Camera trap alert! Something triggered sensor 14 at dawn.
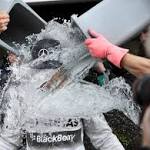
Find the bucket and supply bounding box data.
[71,0,150,45]
[0,0,47,55]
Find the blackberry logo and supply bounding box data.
[36,134,75,143]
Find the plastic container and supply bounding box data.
[71,0,150,45]
[0,0,47,54]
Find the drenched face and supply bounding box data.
[7,52,17,64]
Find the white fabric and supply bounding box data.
[0,69,124,150]
[0,102,124,150]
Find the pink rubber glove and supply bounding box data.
[84,29,129,68]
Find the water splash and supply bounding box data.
[0,20,140,132]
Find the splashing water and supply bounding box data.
[0,20,140,132]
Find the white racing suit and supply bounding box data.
[0,69,124,150]
[0,96,124,150]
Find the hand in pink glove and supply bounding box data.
[84,29,129,68]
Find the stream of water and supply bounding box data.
[0,20,140,133]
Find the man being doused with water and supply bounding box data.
[0,38,124,150]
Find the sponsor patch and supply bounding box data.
[27,129,82,148]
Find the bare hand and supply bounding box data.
[0,11,10,32]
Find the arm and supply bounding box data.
[83,114,124,150]
[85,29,150,77]
[121,53,150,77]
[0,88,22,150]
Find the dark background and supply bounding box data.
[30,1,99,22]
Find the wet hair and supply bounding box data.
[31,39,62,69]
[133,76,150,122]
